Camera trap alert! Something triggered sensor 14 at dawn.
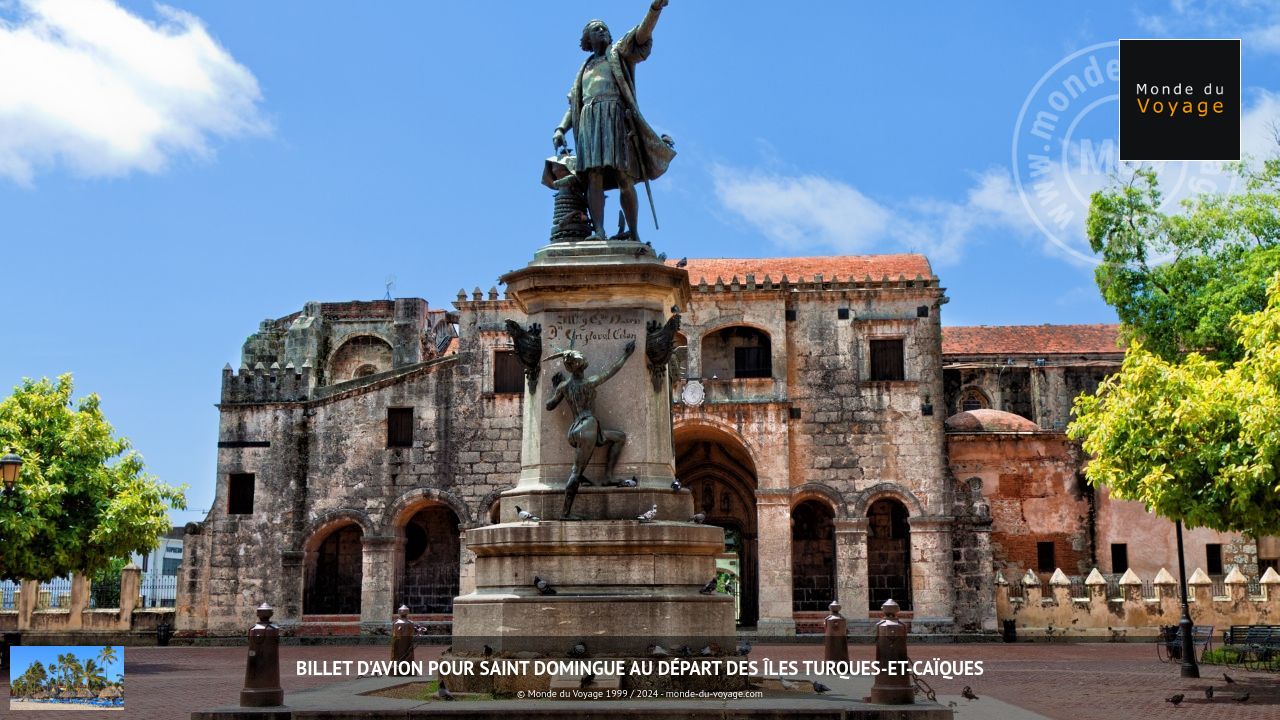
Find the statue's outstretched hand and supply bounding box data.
[553,129,567,152]
[624,339,637,356]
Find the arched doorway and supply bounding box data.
[866,498,912,611]
[396,505,461,613]
[791,500,836,611]
[304,522,363,615]
[675,423,758,627]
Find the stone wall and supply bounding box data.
[946,432,1091,577]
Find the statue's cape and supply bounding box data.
[568,25,676,185]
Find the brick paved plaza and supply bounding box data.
[5,642,1276,719]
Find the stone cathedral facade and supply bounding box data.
[176,254,1268,637]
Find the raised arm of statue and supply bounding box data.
[635,0,668,46]
[590,340,636,387]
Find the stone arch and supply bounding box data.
[849,482,926,519]
[674,419,758,626]
[791,498,837,612]
[390,492,463,615]
[791,483,847,517]
[699,324,772,380]
[477,489,505,526]
[866,496,913,611]
[327,334,393,383]
[303,508,375,549]
[387,487,472,530]
[302,512,369,615]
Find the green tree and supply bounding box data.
[1086,161,1280,363]
[0,374,186,581]
[1069,274,1280,535]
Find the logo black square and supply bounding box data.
[1119,39,1240,161]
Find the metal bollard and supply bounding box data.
[869,598,913,705]
[823,600,848,662]
[391,605,415,674]
[240,603,284,707]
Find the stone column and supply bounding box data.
[834,518,868,620]
[17,580,37,631]
[360,535,397,631]
[907,515,955,631]
[755,490,795,636]
[119,565,141,630]
[971,520,997,631]
[278,550,305,630]
[68,574,89,630]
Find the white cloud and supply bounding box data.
[711,165,1032,265]
[1241,89,1280,160]
[0,0,267,184]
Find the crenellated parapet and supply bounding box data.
[221,361,314,404]
[997,565,1280,639]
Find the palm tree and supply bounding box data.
[98,646,117,668]
[81,659,107,692]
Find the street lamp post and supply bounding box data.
[0,452,21,493]
[1174,518,1199,678]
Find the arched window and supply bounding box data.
[960,387,990,412]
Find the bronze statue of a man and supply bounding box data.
[545,340,636,519]
[552,0,676,242]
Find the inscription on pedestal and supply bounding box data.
[545,310,641,348]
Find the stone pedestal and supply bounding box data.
[452,241,735,665]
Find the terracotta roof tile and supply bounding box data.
[942,324,1123,356]
[668,254,933,284]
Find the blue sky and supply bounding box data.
[1,1,1278,523]
[9,645,124,684]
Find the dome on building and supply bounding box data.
[944,408,1041,433]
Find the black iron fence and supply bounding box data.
[141,574,178,608]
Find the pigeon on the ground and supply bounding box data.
[700,645,714,656]
[779,677,798,691]
[649,644,670,658]
[638,504,658,523]
[437,681,455,701]
[569,642,587,658]
[1205,686,1213,699]
[483,644,493,657]
[675,257,688,268]
[620,477,638,488]
[671,479,682,492]
[534,576,557,595]
[679,645,692,658]
[1165,693,1184,706]
[516,505,540,522]
[580,672,596,688]
[813,681,832,694]
[1223,672,1235,684]
[699,579,717,595]
[1234,692,1250,703]
[736,640,752,657]
[962,686,979,701]
[690,512,705,524]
